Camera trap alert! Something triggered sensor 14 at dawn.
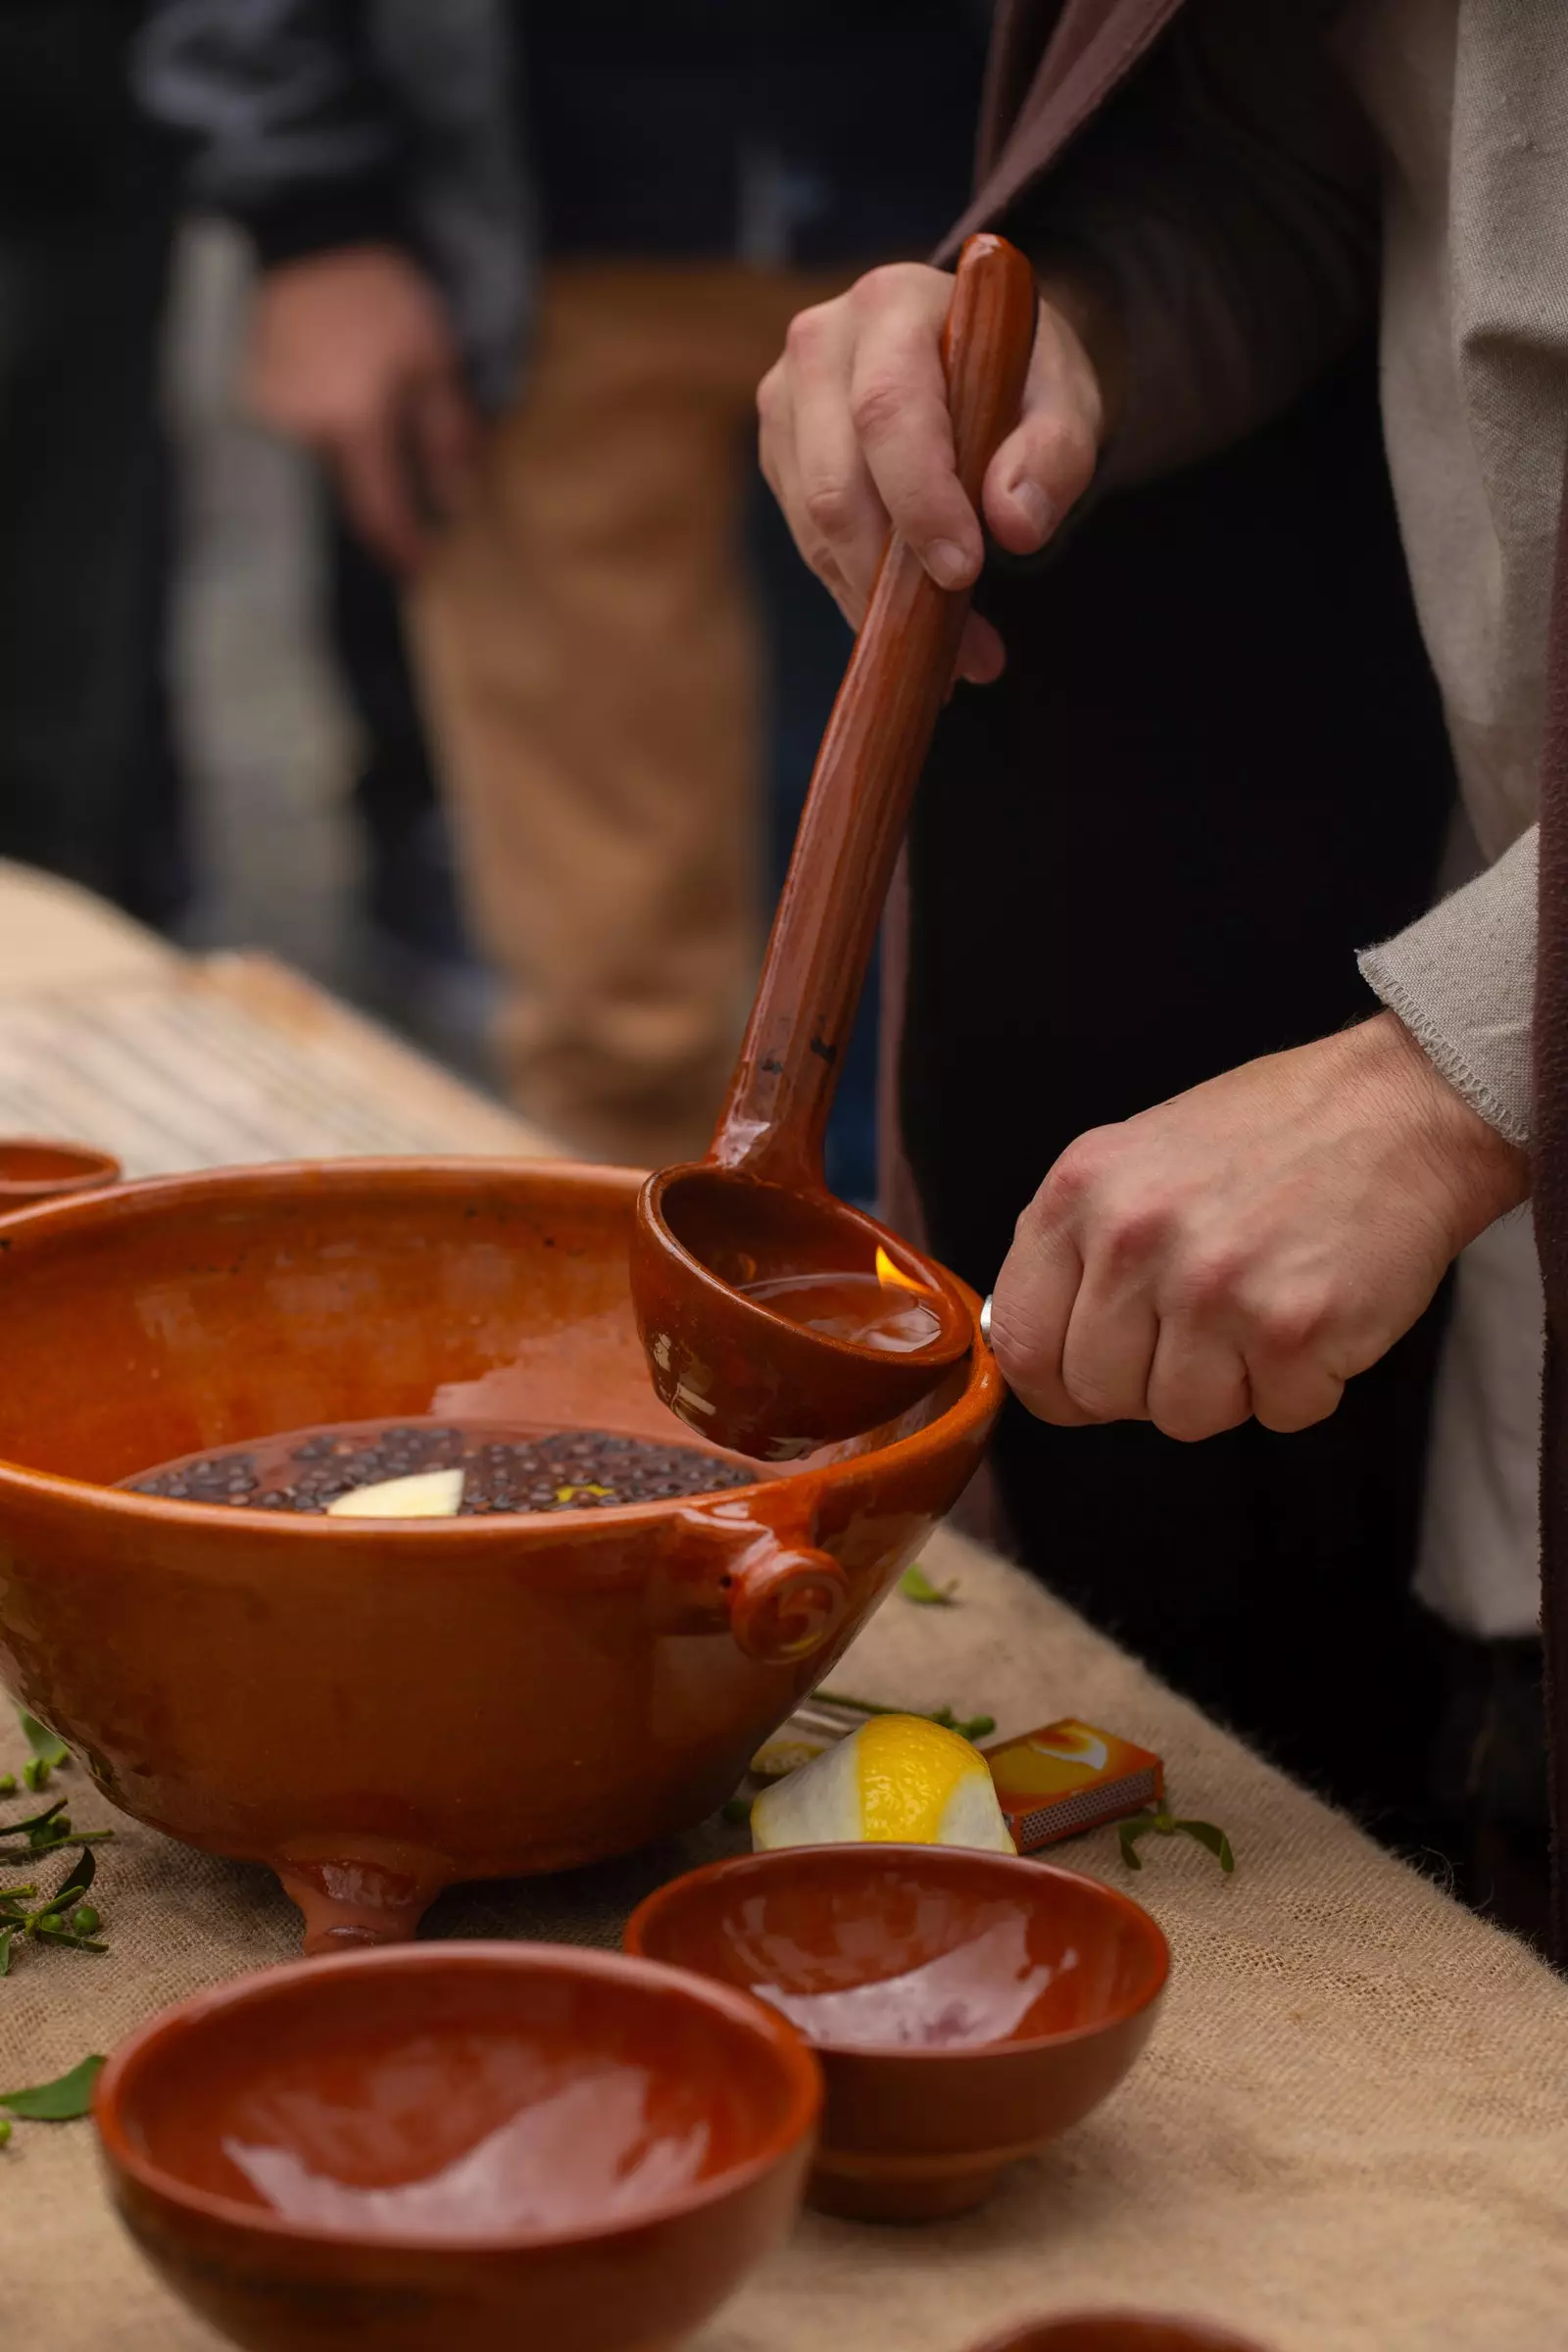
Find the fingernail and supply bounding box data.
[1009,480,1053,540]
[927,538,974,590]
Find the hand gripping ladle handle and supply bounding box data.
[710,234,1038,1195]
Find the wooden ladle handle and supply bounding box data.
[710,234,1038,1191]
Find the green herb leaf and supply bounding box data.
[0,1930,11,1979]
[955,1713,997,1742]
[21,1757,49,1794]
[1118,1816,1152,1869]
[1117,1807,1235,1876]
[0,1776,14,1797]
[0,2054,105,2121]
[899,1563,958,1606]
[1172,1817,1236,1873]
[1,1797,67,1839]
[0,1832,112,1870]
[36,1848,95,1919]
[32,1925,108,1955]
[18,1712,69,1772]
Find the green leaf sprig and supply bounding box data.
[7,1709,71,1795]
[899,1562,958,1606]
[813,1690,997,1743]
[0,2053,106,2137]
[0,1794,113,1871]
[1118,1806,1235,1875]
[0,1848,108,1974]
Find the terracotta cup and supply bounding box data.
[0,1159,1001,1949]
[963,2323,1270,2352]
[625,1843,1169,2223]
[0,1135,120,1209]
[95,1940,821,2352]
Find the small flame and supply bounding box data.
[874,1245,927,1296]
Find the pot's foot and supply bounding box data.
[277,1856,445,1955]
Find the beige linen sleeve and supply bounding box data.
[1357,827,1537,1148]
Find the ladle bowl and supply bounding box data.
[633,232,1037,1459]
[633,1168,976,1462]
[0,1157,1000,1951]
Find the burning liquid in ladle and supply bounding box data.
[739,1250,943,1355]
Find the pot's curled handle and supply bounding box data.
[656,1496,850,1666]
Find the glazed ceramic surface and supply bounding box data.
[95,1941,820,2352]
[625,1844,1168,2222]
[964,2322,1269,2352]
[0,1159,1000,1947]
[0,1136,120,1208]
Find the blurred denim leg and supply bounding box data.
[0,2,189,926]
[746,469,878,1211]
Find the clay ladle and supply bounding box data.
[632,233,1037,1460]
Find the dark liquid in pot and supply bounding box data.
[123,1420,756,1515]
[738,1270,943,1353]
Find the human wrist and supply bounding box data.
[1357,1010,1531,1244]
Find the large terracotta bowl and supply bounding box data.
[95,1941,821,2352]
[625,1845,1169,2222]
[0,1159,998,1948]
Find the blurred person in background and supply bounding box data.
[0,1,471,982]
[0,0,188,928]
[138,1,990,1175]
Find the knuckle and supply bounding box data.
[802,477,858,542]
[848,372,908,444]
[784,303,835,362]
[1252,1288,1336,1358]
[1174,1247,1247,1316]
[1097,1195,1171,1274]
[850,262,926,314]
[1035,1129,1112,1220]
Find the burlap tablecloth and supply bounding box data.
[2,869,1566,2349]
[4,1522,1567,2352]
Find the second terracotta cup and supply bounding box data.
[626,1843,1169,2222]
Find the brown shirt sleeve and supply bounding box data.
[1007,0,1381,486]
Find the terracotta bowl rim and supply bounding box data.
[0,1135,122,1198]
[962,2315,1268,2352]
[622,1845,1171,2061]
[94,1938,823,2254]
[640,1160,975,1376]
[0,1154,1004,1536]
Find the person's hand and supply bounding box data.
[758,261,1119,683]
[242,245,478,571]
[989,1013,1531,1440]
